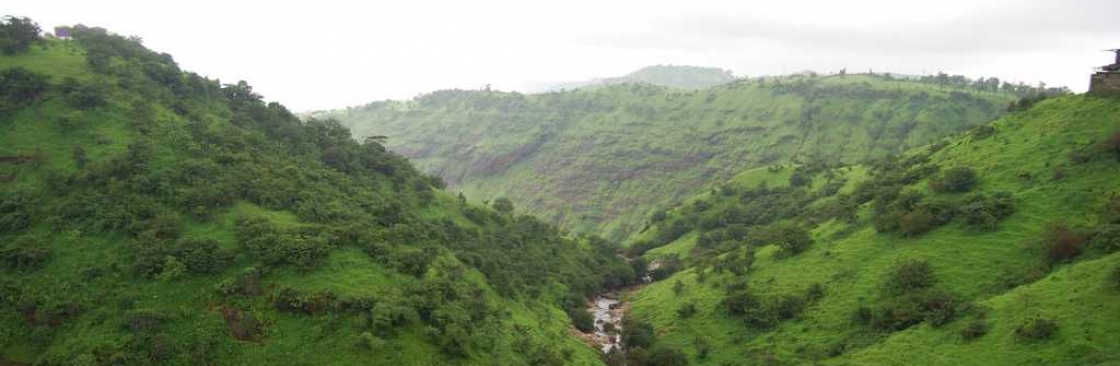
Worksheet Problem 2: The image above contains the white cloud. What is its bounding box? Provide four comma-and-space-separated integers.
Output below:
6, 0, 1118, 110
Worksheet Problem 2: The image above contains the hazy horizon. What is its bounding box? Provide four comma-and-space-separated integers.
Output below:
8, 0, 1118, 111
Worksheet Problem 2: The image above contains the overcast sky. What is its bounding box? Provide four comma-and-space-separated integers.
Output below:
7, 0, 1118, 111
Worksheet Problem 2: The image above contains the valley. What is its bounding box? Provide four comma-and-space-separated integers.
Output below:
2, 12, 1120, 366
313, 71, 1055, 241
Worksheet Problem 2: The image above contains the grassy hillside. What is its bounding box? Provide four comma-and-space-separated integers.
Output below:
623, 95, 1120, 365
0, 23, 637, 366
315, 74, 1035, 241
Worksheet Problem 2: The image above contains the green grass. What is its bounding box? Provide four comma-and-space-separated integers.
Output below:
627, 95, 1120, 365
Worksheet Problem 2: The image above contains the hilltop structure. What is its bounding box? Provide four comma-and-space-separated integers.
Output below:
53, 26, 71, 39
1090, 49, 1120, 93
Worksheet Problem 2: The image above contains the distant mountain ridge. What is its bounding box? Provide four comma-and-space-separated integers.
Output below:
315, 73, 1042, 241
530, 64, 737, 91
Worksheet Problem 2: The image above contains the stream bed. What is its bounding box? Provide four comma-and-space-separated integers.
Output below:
590, 295, 623, 353
586, 260, 658, 354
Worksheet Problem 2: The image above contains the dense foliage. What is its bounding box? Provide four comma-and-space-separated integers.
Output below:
0, 20, 632, 366
0, 16, 40, 54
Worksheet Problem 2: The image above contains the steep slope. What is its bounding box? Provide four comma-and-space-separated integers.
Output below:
622, 95, 1120, 365
315, 76, 1028, 240
0, 23, 635, 365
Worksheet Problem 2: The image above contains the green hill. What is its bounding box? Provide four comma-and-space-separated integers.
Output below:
0, 22, 636, 365
622, 95, 1120, 365
314, 74, 1032, 241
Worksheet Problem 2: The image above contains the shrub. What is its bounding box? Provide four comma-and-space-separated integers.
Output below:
1105, 197, 1120, 224
156, 256, 186, 282
694, 336, 711, 359
885, 260, 936, 295
1015, 317, 1058, 342
929, 166, 977, 193
59, 77, 108, 110
274, 287, 338, 315
872, 210, 902, 233
0, 237, 51, 271
1105, 130, 1120, 162
869, 296, 924, 331
805, 283, 826, 302
898, 210, 938, 237
723, 285, 776, 328
570, 308, 595, 333
220, 306, 263, 341
866, 290, 960, 331
356, 331, 387, 352
122, 309, 169, 333
1044, 224, 1088, 265
0, 188, 35, 233
959, 192, 1015, 231
969, 125, 996, 139
918, 291, 959, 327
621, 317, 654, 350
644, 345, 690, 366
677, 302, 698, 318
649, 255, 682, 281
1088, 224, 1115, 254
0, 67, 50, 109
771, 294, 807, 321
173, 237, 232, 274
216, 267, 263, 296
915, 198, 958, 225
369, 300, 413, 335
789, 169, 811, 187
491, 197, 514, 214
960, 319, 989, 340
765, 223, 813, 255
72, 145, 89, 169
1112, 266, 1120, 290
236, 216, 329, 268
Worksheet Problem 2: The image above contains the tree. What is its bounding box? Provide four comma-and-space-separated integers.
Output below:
0, 67, 50, 108
1106, 130, 1120, 162
569, 307, 594, 333
0, 16, 41, 54
929, 166, 977, 193
764, 222, 813, 255
491, 197, 514, 214
1044, 224, 1087, 265
898, 210, 937, 236
886, 259, 935, 294
72, 145, 88, 169
621, 317, 654, 350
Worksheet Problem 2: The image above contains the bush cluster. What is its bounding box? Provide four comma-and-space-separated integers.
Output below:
929, 166, 978, 193
1015, 317, 1059, 342
856, 260, 962, 332
723, 282, 824, 329
0, 237, 51, 272
1044, 224, 1089, 265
